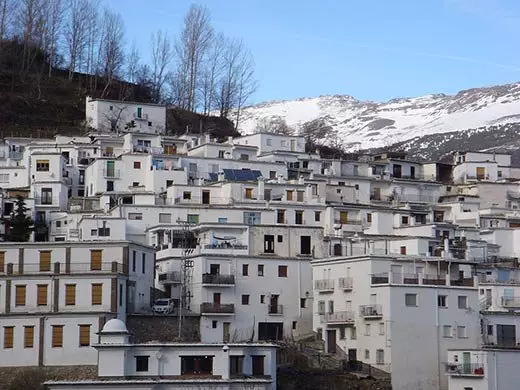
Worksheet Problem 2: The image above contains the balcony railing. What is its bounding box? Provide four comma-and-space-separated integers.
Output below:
158, 271, 181, 284
334, 219, 362, 225
323, 310, 355, 324
314, 279, 334, 292
501, 296, 520, 308
445, 363, 484, 376
6, 262, 125, 275
203, 243, 248, 250
360, 304, 383, 319
200, 303, 235, 314
9, 151, 23, 160
103, 169, 121, 178
479, 274, 520, 285
338, 277, 353, 290
371, 273, 389, 284
202, 273, 235, 285
268, 304, 283, 315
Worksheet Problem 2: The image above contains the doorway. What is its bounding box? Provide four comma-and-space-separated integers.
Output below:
213, 293, 221, 305
269, 295, 279, 314
202, 190, 210, 204
223, 322, 231, 343
327, 329, 337, 354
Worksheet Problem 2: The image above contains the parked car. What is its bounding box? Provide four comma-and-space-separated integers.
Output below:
153, 298, 174, 314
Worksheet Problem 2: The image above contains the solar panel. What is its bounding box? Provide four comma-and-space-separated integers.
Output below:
208, 173, 218, 181
219, 169, 264, 182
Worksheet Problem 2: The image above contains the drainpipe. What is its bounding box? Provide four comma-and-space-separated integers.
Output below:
494, 351, 498, 390
435, 288, 441, 390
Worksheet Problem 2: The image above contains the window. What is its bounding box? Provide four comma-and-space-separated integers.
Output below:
300, 236, 311, 255
37, 284, 48, 306
297, 191, 304, 202
367, 213, 372, 223
91, 284, 102, 305
148, 121, 152, 126
98, 227, 110, 236
339, 211, 349, 224
277, 210, 286, 223
142, 253, 146, 274
133, 161, 141, 169
79, 325, 90, 346
295, 210, 304, 224
260, 295, 265, 304
39, 251, 51, 272
183, 191, 192, 200
242, 264, 249, 276
351, 327, 357, 340
276, 235, 282, 243
278, 265, 288, 277
365, 324, 371, 336
230, 355, 244, 376
159, 213, 171, 223
0, 252, 3, 272
401, 216, 409, 225
106, 180, 114, 191
240, 154, 249, 161
365, 349, 370, 359
52, 325, 63, 348
90, 229, 97, 236
258, 264, 264, 276
438, 295, 447, 308
218, 150, 225, 158
328, 300, 334, 314
266, 138, 272, 146
300, 298, 306, 308
132, 251, 136, 272
4, 327, 14, 349
24, 326, 34, 348
317, 300, 325, 315
132, 182, 139, 187
135, 356, 149, 372
314, 211, 321, 222
41, 188, 53, 204
119, 284, 123, 306
264, 235, 275, 253
379, 322, 385, 335
166, 180, 173, 187
36, 159, 50, 171
128, 213, 143, 220
252, 356, 264, 376
458, 296, 468, 309
241, 295, 250, 305
339, 327, 346, 340
333, 244, 342, 256
245, 188, 253, 199
244, 212, 261, 225
376, 349, 384, 364
218, 217, 227, 223
457, 326, 467, 338
65, 284, 76, 305
487, 325, 493, 335
90, 250, 102, 270
443, 325, 452, 338
269, 170, 277, 179
405, 293, 417, 307
286, 190, 294, 201
212, 320, 217, 329
15, 285, 26, 306
187, 214, 199, 224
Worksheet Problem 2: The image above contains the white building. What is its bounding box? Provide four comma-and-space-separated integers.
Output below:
85, 96, 166, 134
46, 318, 278, 390
0, 241, 155, 367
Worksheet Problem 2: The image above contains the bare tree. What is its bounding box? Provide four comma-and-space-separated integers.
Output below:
198, 31, 225, 115
98, 7, 125, 97
65, 0, 89, 79
126, 39, 140, 84
175, 4, 213, 111
0, 0, 17, 41
15, 0, 45, 74
150, 29, 173, 102
233, 45, 257, 130
83, 0, 99, 78
44, 0, 65, 78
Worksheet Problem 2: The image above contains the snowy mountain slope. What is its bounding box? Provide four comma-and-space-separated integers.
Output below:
238, 83, 520, 151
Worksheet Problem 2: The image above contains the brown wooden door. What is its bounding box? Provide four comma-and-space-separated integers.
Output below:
476, 167, 485, 179
213, 293, 221, 304
90, 250, 102, 270
327, 329, 337, 354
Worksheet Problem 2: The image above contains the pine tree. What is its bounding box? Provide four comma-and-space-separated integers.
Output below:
2, 196, 34, 242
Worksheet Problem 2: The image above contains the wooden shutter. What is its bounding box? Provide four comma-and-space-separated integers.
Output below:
37, 285, 48, 306
90, 250, 102, 271
340, 211, 349, 224
24, 326, 34, 348
4, 327, 14, 348
0, 252, 4, 273
245, 188, 253, 199
286, 190, 293, 201
52, 325, 63, 348
91, 283, 102, 305
79, 325, 90, 346
65, 284, 76, 305
15, 285, 26, 306
39, 251, 51, 272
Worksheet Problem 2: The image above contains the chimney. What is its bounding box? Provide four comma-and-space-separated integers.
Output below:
218, 171, 225, 182
306, 184, 313, 201
227, 136, 233, 144
257, 178, 265, 200
298, 175, 304, 185
442, 237, 450, 258
205, 134, 211, 144
277, 174, 284, 184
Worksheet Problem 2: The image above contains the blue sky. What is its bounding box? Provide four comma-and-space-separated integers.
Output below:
109, 0, 520, 104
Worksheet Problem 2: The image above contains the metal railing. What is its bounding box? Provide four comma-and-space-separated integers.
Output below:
445, 363, 484, 376
268, 304, 283, 315
9, 151, 23, 160
315, 279, 334, 291
371, 273, 389, 284
7, 262, 124, 275
359, 304, 383, 318
334, 219, 362, 225
501, 296, 520, 308
200, 303, 235, 314
338, 277, 353, 290
202, 274, 235, 285
479, 274, 520, 285
158, 271, 181, 284
323, 311, 355, 324
103, 169, 121, 178
203, 243, 248, 250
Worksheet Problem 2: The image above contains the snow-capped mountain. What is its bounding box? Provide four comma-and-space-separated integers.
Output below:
238, 83, 520, 152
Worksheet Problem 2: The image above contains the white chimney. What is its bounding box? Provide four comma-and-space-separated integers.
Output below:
258, 178, 265, 200
218, 171, 225, 182
298, 175, 304, 185
205, 134, 211, 144
227, 136, 233, 144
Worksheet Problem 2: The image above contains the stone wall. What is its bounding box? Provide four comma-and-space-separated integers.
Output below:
0, 365, 97, 390
126, 314, 201, 343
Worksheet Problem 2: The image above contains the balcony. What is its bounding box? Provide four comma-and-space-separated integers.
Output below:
203, 243, 248, 250
6, 262, 125, 275
200, 303, 235, 315
158, 271, 181, 284
360, 304, 383, 319
103, 169, 121, 179
445, 363, 484, 377
371, 273, 389, 284
338, 277, 353, 290
315, 279, 334, 293
133, 112, 149, 120
323, 310, 355, 325
501, 296, 520, 308
8, 151, 23, 160
334, 219, 362, 225
268, 305, 283, 315
202, 273, 235, 286
479, 274, 520, 285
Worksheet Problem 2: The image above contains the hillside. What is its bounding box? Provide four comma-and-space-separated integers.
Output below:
0, 40, 236, 139
238, 83, 520, 152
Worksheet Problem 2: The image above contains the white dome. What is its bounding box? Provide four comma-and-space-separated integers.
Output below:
102, 319, 128, 333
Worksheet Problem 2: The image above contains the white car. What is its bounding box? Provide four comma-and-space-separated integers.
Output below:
153, 298, 174, 314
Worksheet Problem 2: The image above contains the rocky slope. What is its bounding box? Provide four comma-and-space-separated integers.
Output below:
238, 83, 520, 152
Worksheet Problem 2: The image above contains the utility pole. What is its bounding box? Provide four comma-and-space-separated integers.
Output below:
177, 218, 194, 340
